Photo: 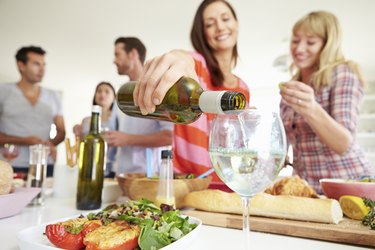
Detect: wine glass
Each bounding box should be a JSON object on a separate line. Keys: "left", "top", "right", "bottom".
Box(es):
{"left": 100, "top": 125, "right": 116, "bottom": 178}
{"left": 209, "top": 109, "right": 287, "bottom": 249}
{"left": 1, "top": 143, "right": 20, "bottom": 163}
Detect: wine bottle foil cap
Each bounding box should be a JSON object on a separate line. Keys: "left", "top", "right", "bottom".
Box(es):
{"left": 199, "top": 91, "right": 225, "bottom": 114}
{"left": 92, "top": 105, "right": 102, "bottom": 114}
{"left": 161, "top": 150, "right": 173, "bottom": 159}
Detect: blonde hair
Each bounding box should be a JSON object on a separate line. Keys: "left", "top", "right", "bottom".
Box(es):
{"left": 290, "top": 11, "right": 363, "bottom": 88}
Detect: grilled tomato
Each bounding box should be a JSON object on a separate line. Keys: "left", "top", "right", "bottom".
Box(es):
{"left": 45, "top": 218, "right": 101, "bottom": 250}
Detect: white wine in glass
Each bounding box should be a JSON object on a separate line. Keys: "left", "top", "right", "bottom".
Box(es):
{"left": 209, "top": 109, "right": 287, "bottom": 249}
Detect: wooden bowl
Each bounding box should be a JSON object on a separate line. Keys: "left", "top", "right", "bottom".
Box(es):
{"left": 117, "top": 173, "right": 212, "bottom": 208}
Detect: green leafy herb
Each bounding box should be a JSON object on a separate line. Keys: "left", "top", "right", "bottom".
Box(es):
{"left": 362, "top": 198, "right": 375, "bottom": 230}
{"left": 117, "top": 214, "right": 144, "bottom": 224}
{"left": 138, "top": 209, "right": 197, "bottom": 249}
{"left": 64, "top": 223, "right": 85, "bottom": 235}
{"left": 138, "top": 219, "right": 171, "bottom": 250}
{"left": 81, "top": 198, "right": 197, "bottom": 249}
{"left": 129, "top": 199, "right": 160, "bottom": 213}
{"left": 87, "top": 213, "right": 94, "bottom": 220}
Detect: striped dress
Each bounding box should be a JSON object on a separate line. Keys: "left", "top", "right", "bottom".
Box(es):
{"left": 173, "top": 52, "right": 250, "bottom": 190}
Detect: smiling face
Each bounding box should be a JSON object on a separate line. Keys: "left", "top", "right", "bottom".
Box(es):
{"left": 290, "top": 29, "right": 324, "bottom": 72}
{"left": 18, "top": 52, "right": 45, "bottom": 84}
{"left": 202, "top": 1, "right": 238, "bottom": 52}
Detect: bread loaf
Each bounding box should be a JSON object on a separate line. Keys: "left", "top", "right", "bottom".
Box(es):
{"left": 265, "top": 175, "right": 319, "bottom": 198}
{"left": 0, "top": 160, "right": 13, "bottom": 195}
{"left": 184, "top": 190, "right": 343, "bottom": 224}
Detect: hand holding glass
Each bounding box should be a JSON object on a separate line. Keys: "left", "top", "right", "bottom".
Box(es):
{"left": 209, "top": 109, "right": 287, "bottom": 249}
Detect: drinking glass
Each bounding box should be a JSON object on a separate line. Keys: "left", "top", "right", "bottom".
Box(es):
{"left": 209, "top": 109, "right": 287, "bottom": 249}
{"left": 27, "top": 144, "right": 50, "bottom": 206}
{"left": 100, "top": 125, "right": 114, "bottom": 177}
{"left": 1, "top": 143, "right": 20, "bottom": 163}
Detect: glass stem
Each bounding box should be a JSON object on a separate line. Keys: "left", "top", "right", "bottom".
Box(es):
{"left": 241, "top": 196, "right": 251, "bottom": 250}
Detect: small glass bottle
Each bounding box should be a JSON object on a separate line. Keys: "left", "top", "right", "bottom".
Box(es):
{"left": 155, "top": 150, "right": 175, "bottom": 208}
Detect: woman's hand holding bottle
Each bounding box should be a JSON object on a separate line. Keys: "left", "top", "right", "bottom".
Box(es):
{"left": 134, "top": 50, "right": 198, "bottom": 115}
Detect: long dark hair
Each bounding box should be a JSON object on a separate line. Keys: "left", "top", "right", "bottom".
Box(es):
{"left": 92, "top": 81, "right": 116, "bottom": 110}
{"left": 190, "top": 0, "right": 238, "bottom": 87}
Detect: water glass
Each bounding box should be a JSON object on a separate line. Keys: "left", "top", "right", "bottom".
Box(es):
{"left": 27, "top": 144, "right": 50, "bottom": 206}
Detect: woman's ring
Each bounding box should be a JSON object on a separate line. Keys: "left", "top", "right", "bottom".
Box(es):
{"left": 297, "top": 99, "right": 302, "bottom": 105}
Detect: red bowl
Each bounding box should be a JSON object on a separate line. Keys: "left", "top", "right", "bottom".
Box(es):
{"left": 320, "top": 178, "right": 375, "bottom": 200}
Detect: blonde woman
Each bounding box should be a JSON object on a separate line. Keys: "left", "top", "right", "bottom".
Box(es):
{"left": 279, "top": 11, "right": 374, "bottom": 192}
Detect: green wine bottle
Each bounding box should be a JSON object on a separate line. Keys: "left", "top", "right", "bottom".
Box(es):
{"left": 116, "top": 76, "right": 247, "bottom": 124}
{"left": 76, "top": 105, "right": 106, "bottom": 210}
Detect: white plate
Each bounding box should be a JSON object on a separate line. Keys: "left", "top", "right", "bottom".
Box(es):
{"left": 17, "top": 214, "right": 202, "bottom": 250}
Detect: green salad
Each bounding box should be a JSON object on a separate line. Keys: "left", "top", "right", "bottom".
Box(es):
{"left": 85, "top": 199, "right": 197, "bottom": 250}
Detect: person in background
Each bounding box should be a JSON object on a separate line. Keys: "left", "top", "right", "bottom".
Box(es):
{"left": 279, "top": 11, "right": 374, "bottom": 193}
{"left": 133, "top": 0, "right": 250, "bottom": 191}
{"left": 73, "top": 81, "right": 118, "bottom": 178}
{"left": 0, "top": 46, "right": 65, "bottom": 177}
{"left": 105, "top": 37, "right": 173, "bottom": 175}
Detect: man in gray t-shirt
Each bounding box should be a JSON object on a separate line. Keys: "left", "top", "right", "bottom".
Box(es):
{"left": 0, "top": 46, "right": 66, "bottom": 176}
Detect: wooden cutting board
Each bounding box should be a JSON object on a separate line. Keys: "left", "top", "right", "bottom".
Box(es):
{"left": 183, "top": 210, "right": 375, "bottom": 247}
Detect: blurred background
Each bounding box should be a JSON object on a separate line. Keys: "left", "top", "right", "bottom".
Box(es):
{"left": 1, "top": 0, "right": 375, "bottom": 164}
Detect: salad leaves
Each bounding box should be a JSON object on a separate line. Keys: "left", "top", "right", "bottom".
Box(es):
{"left": 85, "top": 199, "right": 197, "bottom": 249}
{"left": 138, "top": 210, "right": 196, "bottom": 250}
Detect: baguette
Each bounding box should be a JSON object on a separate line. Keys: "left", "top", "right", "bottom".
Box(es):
{"left": 184, "top": 190, "right": 343, "bottom": 224}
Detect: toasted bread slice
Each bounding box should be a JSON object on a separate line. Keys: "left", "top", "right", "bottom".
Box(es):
{"left": 84, "top": 220, "right": 140, "bottom": 250}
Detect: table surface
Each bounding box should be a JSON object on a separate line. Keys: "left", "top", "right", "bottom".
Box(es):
{"left": 0, "top": 195, "right": 371, "bottom": 250}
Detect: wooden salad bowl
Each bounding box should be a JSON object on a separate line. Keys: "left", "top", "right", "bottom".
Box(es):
{"left": 117, "top": 173, "right": 212, "bottom": 208}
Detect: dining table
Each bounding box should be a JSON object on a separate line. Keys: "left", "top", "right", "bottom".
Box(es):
{"left": 0, "top": 193, "right": 371, "bottom": 250}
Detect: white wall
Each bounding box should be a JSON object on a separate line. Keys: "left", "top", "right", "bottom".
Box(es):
{"left": 1, "top": 0, "right": 374, "bottom": 164}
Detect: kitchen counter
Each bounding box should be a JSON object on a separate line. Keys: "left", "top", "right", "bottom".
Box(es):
{"left": 0, "top": 196, "right": 370, "bottom": 250}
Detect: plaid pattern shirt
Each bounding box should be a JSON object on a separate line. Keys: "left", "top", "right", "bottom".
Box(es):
{"left": 280, "top": 64, "right": 374, "bottom": 193}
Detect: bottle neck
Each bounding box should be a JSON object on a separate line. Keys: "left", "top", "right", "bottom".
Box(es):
{"left": 220, "top": 91, "right": 246, "bottom": 111}
{"left": 89, "top": 112, "right": 101, "bottom": 134}
{"left": 198, "top": 91, "right": 246, "bottom": 114}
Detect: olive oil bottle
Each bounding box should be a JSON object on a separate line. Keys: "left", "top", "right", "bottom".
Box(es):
{"left": 76, "top": 105, "right": 106, "bottom": 210}
{"left": 116, "top": 76, "right": 247, "bottom": 124}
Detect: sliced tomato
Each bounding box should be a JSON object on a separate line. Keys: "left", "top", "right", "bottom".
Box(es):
{"left": 45, "top": 220, "right": 102, "bottom": 250}
{"left": 45, "top": 224, "right": 84, "bottom": 250}
{"left": 85, "top": 236, "right": 138, "bottom": 250}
